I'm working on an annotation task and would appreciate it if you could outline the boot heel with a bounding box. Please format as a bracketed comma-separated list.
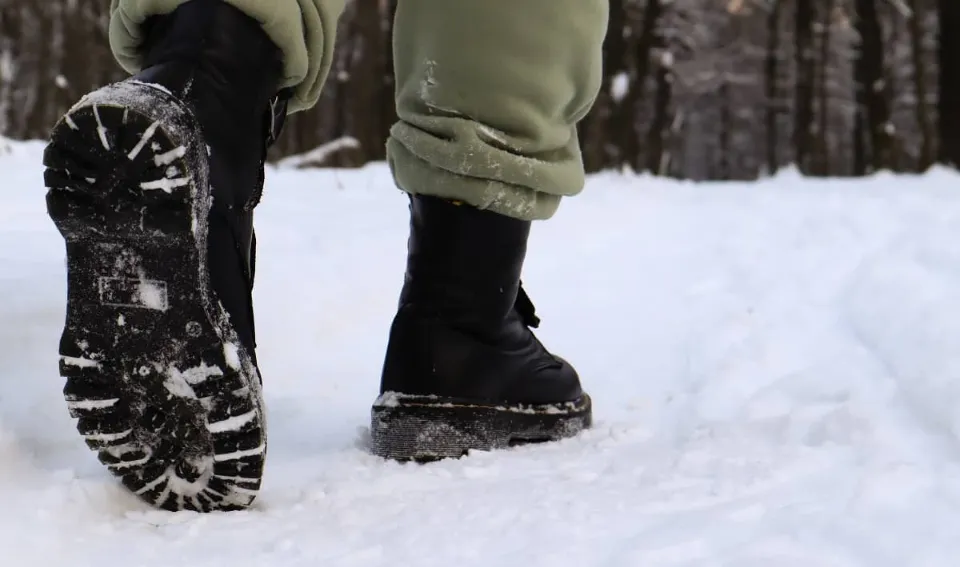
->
[43, 81, 267, 512]
[45, 80, 206, 240]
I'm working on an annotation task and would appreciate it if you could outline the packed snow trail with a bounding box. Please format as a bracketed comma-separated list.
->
[3, 138, 960, 566]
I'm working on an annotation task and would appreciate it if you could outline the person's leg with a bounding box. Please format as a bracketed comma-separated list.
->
[387, 0, 608, 220]
[44, 0, 343, 512]
[372, 0, 609, 460]
[109, 0, 345, 113]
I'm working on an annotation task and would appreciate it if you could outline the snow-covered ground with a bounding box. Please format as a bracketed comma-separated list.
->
[3, 137, 960, 566]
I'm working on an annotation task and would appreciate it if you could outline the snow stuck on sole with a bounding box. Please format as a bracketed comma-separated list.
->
[41, 81, 267, 513]
[370, 392, 592, 461]
[5, 139, 960, 565]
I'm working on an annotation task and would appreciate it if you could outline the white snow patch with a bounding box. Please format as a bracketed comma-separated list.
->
[154, 145, 186, 167]
[164, 362, 224, 399]
[660, 50, 675, 68]
[126, 120, 160, 160]
[60, 355, 99, 368]
[130, 80, 174, 97]
[374, 391, 403, 407]
[611, 71, 630, 102]
[222, 342, 242, 371]
[65, 398, 118, 411]
[476, 125, 509, 146]
[276, 137, 359, 169]
[92, 105, 110, 151]
[178, 361, 224, 385]
[137, 279, 167, 310]
[140, 177, 189, 193]
[213, 444, 265, 462]
[165, 458, 214, 495]
[163, 371, 196, 399]
[420, 59, 439, 103]
[83, 429, 132, 443]
[207, 410, 257, 434]
[5, 138, 960, 565]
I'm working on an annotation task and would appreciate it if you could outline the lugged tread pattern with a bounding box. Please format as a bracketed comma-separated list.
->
[370, 393, 592, 461]
[43, 81, 267, 512]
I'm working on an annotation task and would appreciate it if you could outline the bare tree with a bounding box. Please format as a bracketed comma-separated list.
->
[795, 0, 816, 172]
[938, 0, 958, 166]
[765, 0, 784, 174]
[0, 0, 945, 179]
[854, 0, 896, 173]
[908, 0, 934, 168]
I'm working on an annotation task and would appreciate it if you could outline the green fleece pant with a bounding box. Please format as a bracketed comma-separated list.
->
[109, 0, 608, 220]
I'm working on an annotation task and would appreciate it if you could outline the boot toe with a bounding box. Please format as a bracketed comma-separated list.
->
[501, 354, 584, 405]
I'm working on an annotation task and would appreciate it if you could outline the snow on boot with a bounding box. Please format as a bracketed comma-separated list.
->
[42, 0, 287, 512]
[371, 196, 592, 460]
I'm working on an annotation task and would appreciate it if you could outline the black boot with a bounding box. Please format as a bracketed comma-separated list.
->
[370, 196, 592, 460]
[42, 0, 287, 512]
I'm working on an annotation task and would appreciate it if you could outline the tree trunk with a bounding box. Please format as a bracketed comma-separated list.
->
[381, 0, 398, 152]
[603, 0, 633, 169]
[646, 0, 671, 175]
[345, 0, 387, 164]
[813, 0, 832, 176]
[631, 0, 664, 172]
[855, 0, 895, 172]
[794, 0, 815, 172]
[719, 81, 731, 180]
[937, 0, 959, 166]
[765, 0, 782, 175]
[908, 0, 933, 170]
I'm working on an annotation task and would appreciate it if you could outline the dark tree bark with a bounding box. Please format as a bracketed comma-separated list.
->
[812, 0, 832, 176]
[381, 0, 399, 149]
[794, 0, 815, 172]
[855, 0, 895, 173]
[908, 0, 936, 171]
[764, 0, 783, 174]
[602, 0, 633, 168]
[719, 80, 731, 180]
[908, 0, 933, 170]
[0, 0, 943, 178]
[647, 59, 672, 175]
[646, 0, 671, 174]
[631, 0, 664, 171]
[938, 0, 959, 166]
[343, 0, 387, 164]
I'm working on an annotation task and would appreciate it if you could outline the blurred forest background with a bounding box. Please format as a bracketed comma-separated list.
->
[0, 0, 956, 181]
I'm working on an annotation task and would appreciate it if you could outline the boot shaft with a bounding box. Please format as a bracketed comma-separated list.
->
[381, 196, 582, 404]
[399, 195, 532, 339]
[121, 0, 287, 358]
[136, 0, 287, 204]
[140, 0, 285, 122]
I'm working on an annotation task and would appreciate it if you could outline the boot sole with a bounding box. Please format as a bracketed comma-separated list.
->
[43, 81, 266, 512]
[369, 393, 592, 461]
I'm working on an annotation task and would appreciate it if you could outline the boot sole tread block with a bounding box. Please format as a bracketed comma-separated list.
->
[43, 81, 266, 512]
